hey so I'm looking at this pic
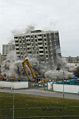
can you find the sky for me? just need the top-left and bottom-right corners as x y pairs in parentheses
(0, 0), (79, 56)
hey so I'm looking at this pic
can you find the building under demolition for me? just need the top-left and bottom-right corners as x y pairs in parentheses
(14, 30), (61, 68)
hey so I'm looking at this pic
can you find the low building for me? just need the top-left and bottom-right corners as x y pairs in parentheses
(66, 56), (79, 63)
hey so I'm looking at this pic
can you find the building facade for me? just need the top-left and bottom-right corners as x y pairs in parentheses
(2, 43), (15, 56)
(14, 30), (61, 68)
(66, 56), (79, 63)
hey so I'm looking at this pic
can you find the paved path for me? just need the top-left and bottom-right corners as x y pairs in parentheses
(0, 88), (79, 100)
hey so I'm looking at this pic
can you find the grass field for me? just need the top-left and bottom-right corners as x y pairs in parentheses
(0, 92), (79, 119)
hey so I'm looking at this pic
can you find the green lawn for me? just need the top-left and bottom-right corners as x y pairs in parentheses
(0, 92), (79, 119)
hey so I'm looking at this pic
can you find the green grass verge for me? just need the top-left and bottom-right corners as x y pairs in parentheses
(0, 92), (79, 119)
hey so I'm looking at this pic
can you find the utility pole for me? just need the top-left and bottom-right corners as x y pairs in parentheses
(63, 70), (64, 99)
(11, 86), (15, 119)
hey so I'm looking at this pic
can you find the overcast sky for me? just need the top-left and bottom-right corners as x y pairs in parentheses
(0, 0), (79, 56)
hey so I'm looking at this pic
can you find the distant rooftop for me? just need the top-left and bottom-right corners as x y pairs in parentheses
(14, 29), (59, 37)
(31, 30), (42, 33)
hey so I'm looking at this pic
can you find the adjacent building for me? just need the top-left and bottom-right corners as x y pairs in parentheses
(2, 41), (15, 62)
(66, 56), (79, 63)
(2, 43), (15, 56)
(14, 30), (61, 68)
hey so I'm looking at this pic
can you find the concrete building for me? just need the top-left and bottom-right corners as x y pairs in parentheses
(0, 53), (6, 66)
(2, 43), (15, 56)
(14, 30), (61, 68)
(66, 56), (79, 63)
(1, 54), (6, 62)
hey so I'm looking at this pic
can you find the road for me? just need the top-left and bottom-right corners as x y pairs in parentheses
(0, 88), (79, 100)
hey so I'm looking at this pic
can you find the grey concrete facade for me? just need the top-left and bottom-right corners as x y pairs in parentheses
(2, 43), (15, 56)
(14, 30), (61, 68)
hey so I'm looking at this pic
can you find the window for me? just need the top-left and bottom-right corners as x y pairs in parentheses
(26, 39), (30, 42)
(16, 48), (19, 50)
(46, 55), (48, 58)
(44, 39), (46, 41)
(16, 52), (19, 54)
(28, 51), (32, 53)
(14, 37), (18, 39)
(15, 40), (18, 43)
(16, 44), (19, 46)
(44, 34), (46, 37)
(46, 51), (48, 53)
(31, 36), (33, 38)
(26, 35), (30, 38)
(45, 47), (48, 50)
(38, 43), (42, 45)
(38, 39), (42, 41)
(39, 47), (43, 49)
(39, 51), (43, 53)
(38, 34), (42, 36)
(34, 35), (37, 38)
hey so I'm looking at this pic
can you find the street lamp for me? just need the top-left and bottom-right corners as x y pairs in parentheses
(63, 70), (64, 99)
